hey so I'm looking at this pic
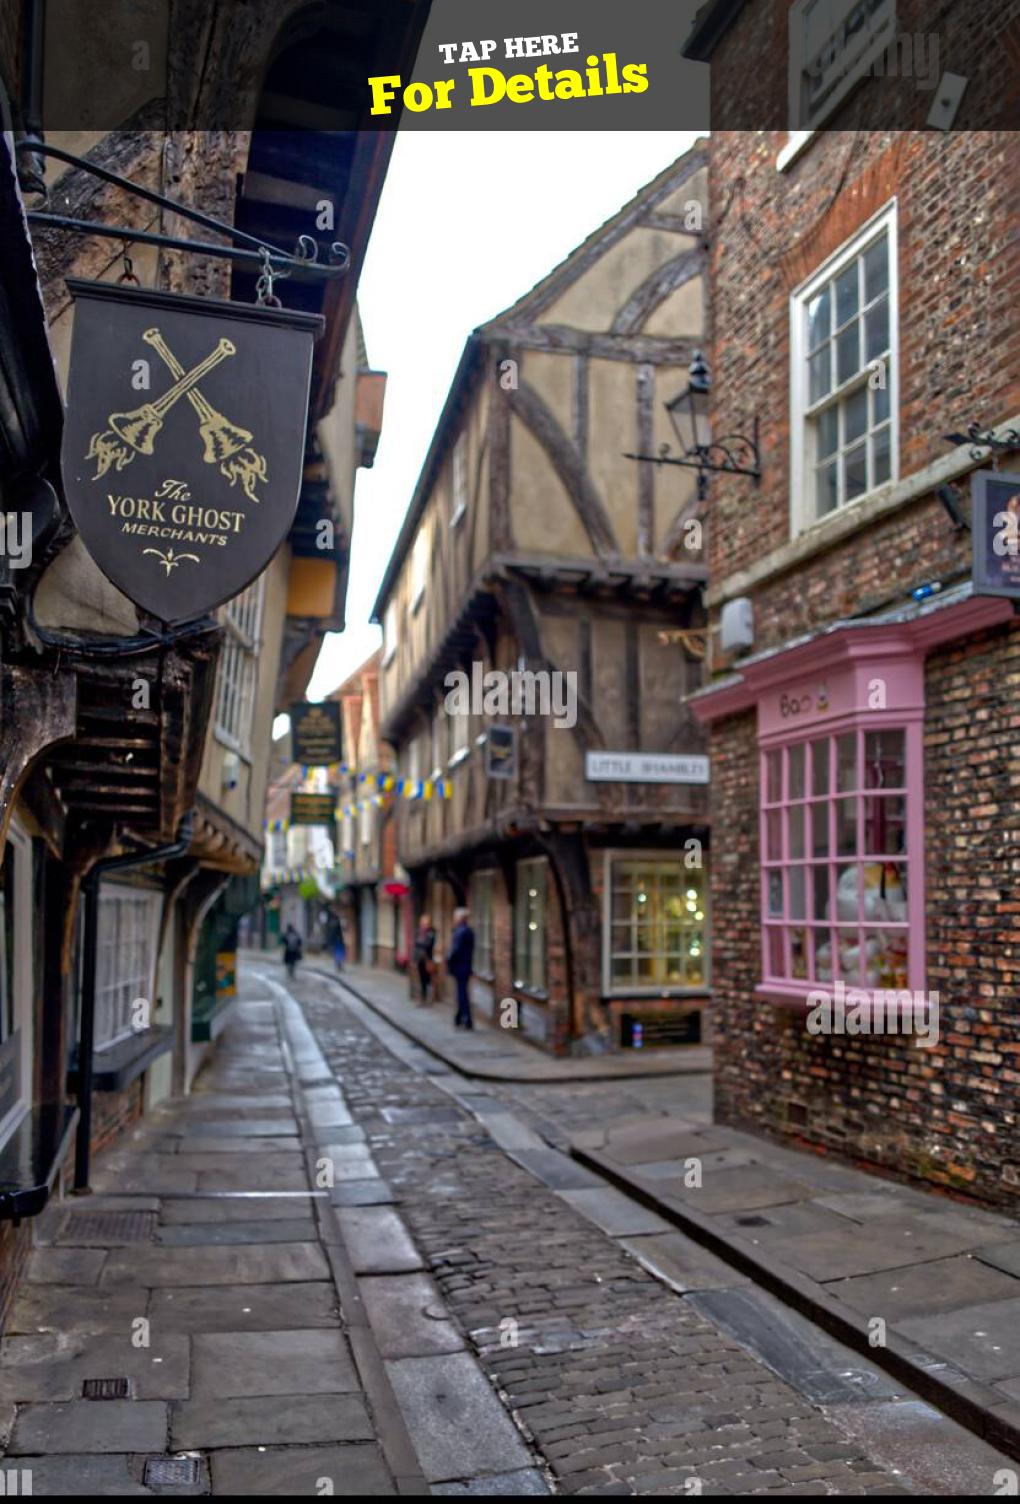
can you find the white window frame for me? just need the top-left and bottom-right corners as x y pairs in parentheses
(0, 819), (34, 1148)
(214, 575), (266, 756)
(470, 870), (497, 978)
(790, 199), (898, 539)
(450, 431), (468, 528)
(514, 857), (547, 995)
(269, 828), (288, 870)
(601, 850), (710, 997)
(788, 0), (897, 133)
(94, 884), (161, 1051)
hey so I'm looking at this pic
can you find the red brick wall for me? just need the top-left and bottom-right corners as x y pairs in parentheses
(700, 86), (1020, 1203)
(709, 623), (1020, 1205)
(708, 129), (1019, 623)
(706, 0), (1020, 131)
(88, 1081), (145, 1157)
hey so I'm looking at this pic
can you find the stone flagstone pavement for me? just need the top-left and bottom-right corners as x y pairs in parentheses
(0, 980), (543, 1495)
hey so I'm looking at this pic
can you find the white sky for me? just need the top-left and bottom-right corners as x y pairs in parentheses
(307, 130), (704, 702)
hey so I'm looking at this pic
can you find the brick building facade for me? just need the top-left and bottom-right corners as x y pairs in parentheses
(684, 3), (1020, 1203)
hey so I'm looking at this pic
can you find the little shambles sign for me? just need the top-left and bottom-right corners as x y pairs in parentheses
(60, 280), (324, 624)
(290, 701), (343, 766)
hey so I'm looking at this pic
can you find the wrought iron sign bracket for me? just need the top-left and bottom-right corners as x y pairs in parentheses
(624, 415), (762, 503)
(943, 422), (1020, 462)
(15, 138), (349, 282)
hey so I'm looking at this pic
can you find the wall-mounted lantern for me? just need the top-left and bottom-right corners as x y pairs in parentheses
(624, 350), (761, 502)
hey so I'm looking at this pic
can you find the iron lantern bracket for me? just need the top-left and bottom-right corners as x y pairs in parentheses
(624, 415), (762, 501)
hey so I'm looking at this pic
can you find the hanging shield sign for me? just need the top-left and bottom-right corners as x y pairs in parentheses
(60, 279), (324, 624)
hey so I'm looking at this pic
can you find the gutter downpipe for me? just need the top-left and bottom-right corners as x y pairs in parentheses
(73, 812), (194, 1192)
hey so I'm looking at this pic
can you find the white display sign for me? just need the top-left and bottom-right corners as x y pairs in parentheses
(585, 751), (710, 785)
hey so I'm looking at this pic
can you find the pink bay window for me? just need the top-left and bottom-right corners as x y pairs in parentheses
(691, 593), (1016, 1010)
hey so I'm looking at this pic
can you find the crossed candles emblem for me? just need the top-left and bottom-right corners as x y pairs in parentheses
(85, 328), (268, 503)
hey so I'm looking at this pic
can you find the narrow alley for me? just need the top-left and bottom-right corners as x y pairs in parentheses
(3, 961), (1015, 1494)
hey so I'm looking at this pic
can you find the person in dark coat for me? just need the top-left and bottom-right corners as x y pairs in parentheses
(413, 913), (437, 1005)
(281, 924), (303, 979)
(446, 907), (475, 1030)
(324, 909), (346, 970)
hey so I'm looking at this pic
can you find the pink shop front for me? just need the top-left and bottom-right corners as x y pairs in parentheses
(693, 587), (1016, 1016)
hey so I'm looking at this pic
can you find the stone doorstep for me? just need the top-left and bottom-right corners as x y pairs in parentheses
(572, 1142), (1020, 1465)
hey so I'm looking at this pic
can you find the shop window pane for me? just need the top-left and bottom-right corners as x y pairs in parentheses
(836, 733), (857, 791)
(766, 927), (784, 976)
(811, 800), (829, 856)
(766, 750), (781, 803)
(836, 799), (857, 856)
(766, 808), (782, 861)
(767, 870), (783, 918)
(812, 864), (831, 922)
(864, 796), (907, 855)
(836, 928), (865, 984)
(868, 860), (908, 910)
(790, 927), (808, 980)
(788, 743), (805, 799)
(866, 928), (909, 989)
(835, 864), (859, 921)
(788, 806), (805, 860)
(789, 867), (806, 920)
(811, 739), (830, 797)
(814, 927), (834, 983)
(864, 729), (904, 787)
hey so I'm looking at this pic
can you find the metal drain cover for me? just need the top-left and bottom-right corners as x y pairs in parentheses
(83, 1376), (130, 1399)
(60, 1210), (156, 1245)
(143, 1455), (202, 1487)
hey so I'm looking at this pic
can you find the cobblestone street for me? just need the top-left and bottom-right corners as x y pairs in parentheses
(280, 960), (1017, 1496)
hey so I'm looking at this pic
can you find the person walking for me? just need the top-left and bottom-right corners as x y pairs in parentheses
(413, 913), (437, 1005)
(281, 923), (303, 980)
(324, 909), (346, 971)
(446, 906), (475, 1030)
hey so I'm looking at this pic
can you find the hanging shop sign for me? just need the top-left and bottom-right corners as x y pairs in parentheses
(290, 701), (343, 766)
(972, 471), (1020, 599)
(60, 279), (324, 624)
(585, 750), (710, 784)
(289, 792), (337, 827)
(485, 724), (517, 780)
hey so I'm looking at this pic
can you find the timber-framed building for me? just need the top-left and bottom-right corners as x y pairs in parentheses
(374, 147), (713, 1053)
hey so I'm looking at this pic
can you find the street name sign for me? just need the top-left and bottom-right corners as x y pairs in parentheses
(60, 280), (324, 624)
(585, 751), (710, 784)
